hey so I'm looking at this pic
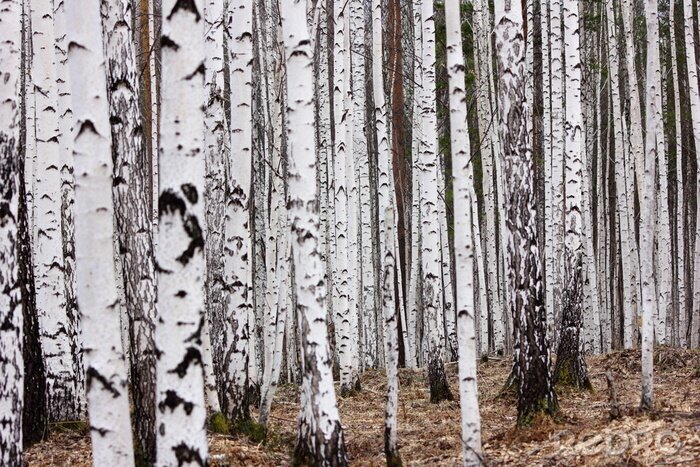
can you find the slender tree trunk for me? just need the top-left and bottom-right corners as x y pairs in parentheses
(101, 0), (158, 460)
(32, 0), (85, 422)
(65, 0), (135, 461)
(494, 0), (557, 426)
(418, 0), (452, 403)
(670, 0), (687, 348)
(222, 0), (254, 424)
(554, 0), (591, 390)
(640, 0), (663, 410)
(279, 0), (348, 462)
(203, 0), (228, 417)
(444, 0), (483, 459)
(0, 1), (23, 462)
(154, 0), (210, 463)
(684, 0), (700, 349)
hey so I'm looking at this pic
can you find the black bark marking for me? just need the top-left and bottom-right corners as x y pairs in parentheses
(86, 367), (121, 398)
(167, 0), (202, 21)
(159, 190), (186, 218)
(176, 214), (204, 266)
(160, 35), (179, 51)
(76, 120), (99, 138)
(158, 390), (194, 415)
(184, 63), (205, 81)
(175, 290), (188, 298)
(168, 347), (202, 378)
(172, 443), (206, 466)
(180, 184), (198, 204)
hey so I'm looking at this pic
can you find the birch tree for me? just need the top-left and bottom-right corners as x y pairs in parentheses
(0, 1), (23, 463)
(554, 0), (591, 390)
(154, 0), (209, 463)
(444, 0), (482, 458)
(65, 0), (136, 461)
(418, 0), (452, 403)
(203, 0), (227, 416)
(279, 0), (348, 460)
(101, 0), (158, 459)
(640, 0), (664, 410)
(685, 0), (700, 348)
(222, 0), (254, 424)
(494, 0), (557, 425)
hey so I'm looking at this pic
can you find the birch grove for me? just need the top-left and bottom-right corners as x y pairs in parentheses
(5, 0), (700, 465)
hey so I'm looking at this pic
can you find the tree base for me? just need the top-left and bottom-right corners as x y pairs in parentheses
(293, 419), (348, 467)
(554, 355), (592, 391)
(340, 377), (362, 398)
(428, 354), (454, 403)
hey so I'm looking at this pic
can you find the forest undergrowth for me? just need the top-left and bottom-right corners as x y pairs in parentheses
(25, 347), (700, 466)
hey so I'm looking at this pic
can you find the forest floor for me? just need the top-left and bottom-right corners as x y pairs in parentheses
(26, 347), (700, 466)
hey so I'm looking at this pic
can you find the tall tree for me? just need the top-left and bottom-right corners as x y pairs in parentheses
(418, 0), (453, 403)
(65, 0), (135, 462)
(494, 0), (557, 425)
(278, 0), (348, 460)
(101, 0), (158, 460)
(0, 0), (24, 463)
(154, 0), (209, 463)
(444, 0), (483, 459)
(222, 0), (253, 424)
(31, 0), (84, 421)
(553, 0), (591, 390)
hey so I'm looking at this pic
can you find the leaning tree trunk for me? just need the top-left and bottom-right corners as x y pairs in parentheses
(494, 0), (557, 426)
(222, 0), (254, 424)
(554, 0), (591, 391)
(65, 0), (136, 462)
(30, 0), (83, 422)
(101, 0), (158, 461)
(444, 0), (483, 459)
(153, 0), (210, 464)
(279, 0), (348, 462)
(0, 1), (23, 463)
(418, 0), (453, 404)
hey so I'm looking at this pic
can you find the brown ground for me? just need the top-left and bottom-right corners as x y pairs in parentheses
(26, 347), (700, 466)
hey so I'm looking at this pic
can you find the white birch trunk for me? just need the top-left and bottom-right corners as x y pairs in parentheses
(438, 160), (457, 360)
(203, 0), (227, 416)
(445, 0), (483, 458)
(149, 0), (160, 230)
(279, 0), (348, 459)
(684, 0), (700, 348)
(65, 0), (135, 461)
(0, 1), (23, 462)
(154, 0), (209, 463)
(670, 0), (687, 347)
(419, 0), (452, 402)
(640, 0), (662, 409)
(224, 0), (253, 421)
(31, 0), (82, 422)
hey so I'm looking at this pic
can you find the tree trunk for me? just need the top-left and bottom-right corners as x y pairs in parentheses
(154, 0), (210, 463)
(66, 0), (136, 461)
(0, 1), (24, 462)
(101, 0), (158, 460)
(494, 0), (557, 426)
(554, 0), (591, 391)
(444, 0), (483, 459)
(279, 0), (349, 461)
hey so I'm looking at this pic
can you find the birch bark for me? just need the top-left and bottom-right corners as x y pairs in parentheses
(31, 0), (83, 422)
(494, 0), (557, 425)
(66, 0), (135, 461)
(0, 1), (23, 462)
(279, 0), (348, 460)
(102, 0), (159, 458)
(444, 0), (483, 458)
(154, 0), (209, 463)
